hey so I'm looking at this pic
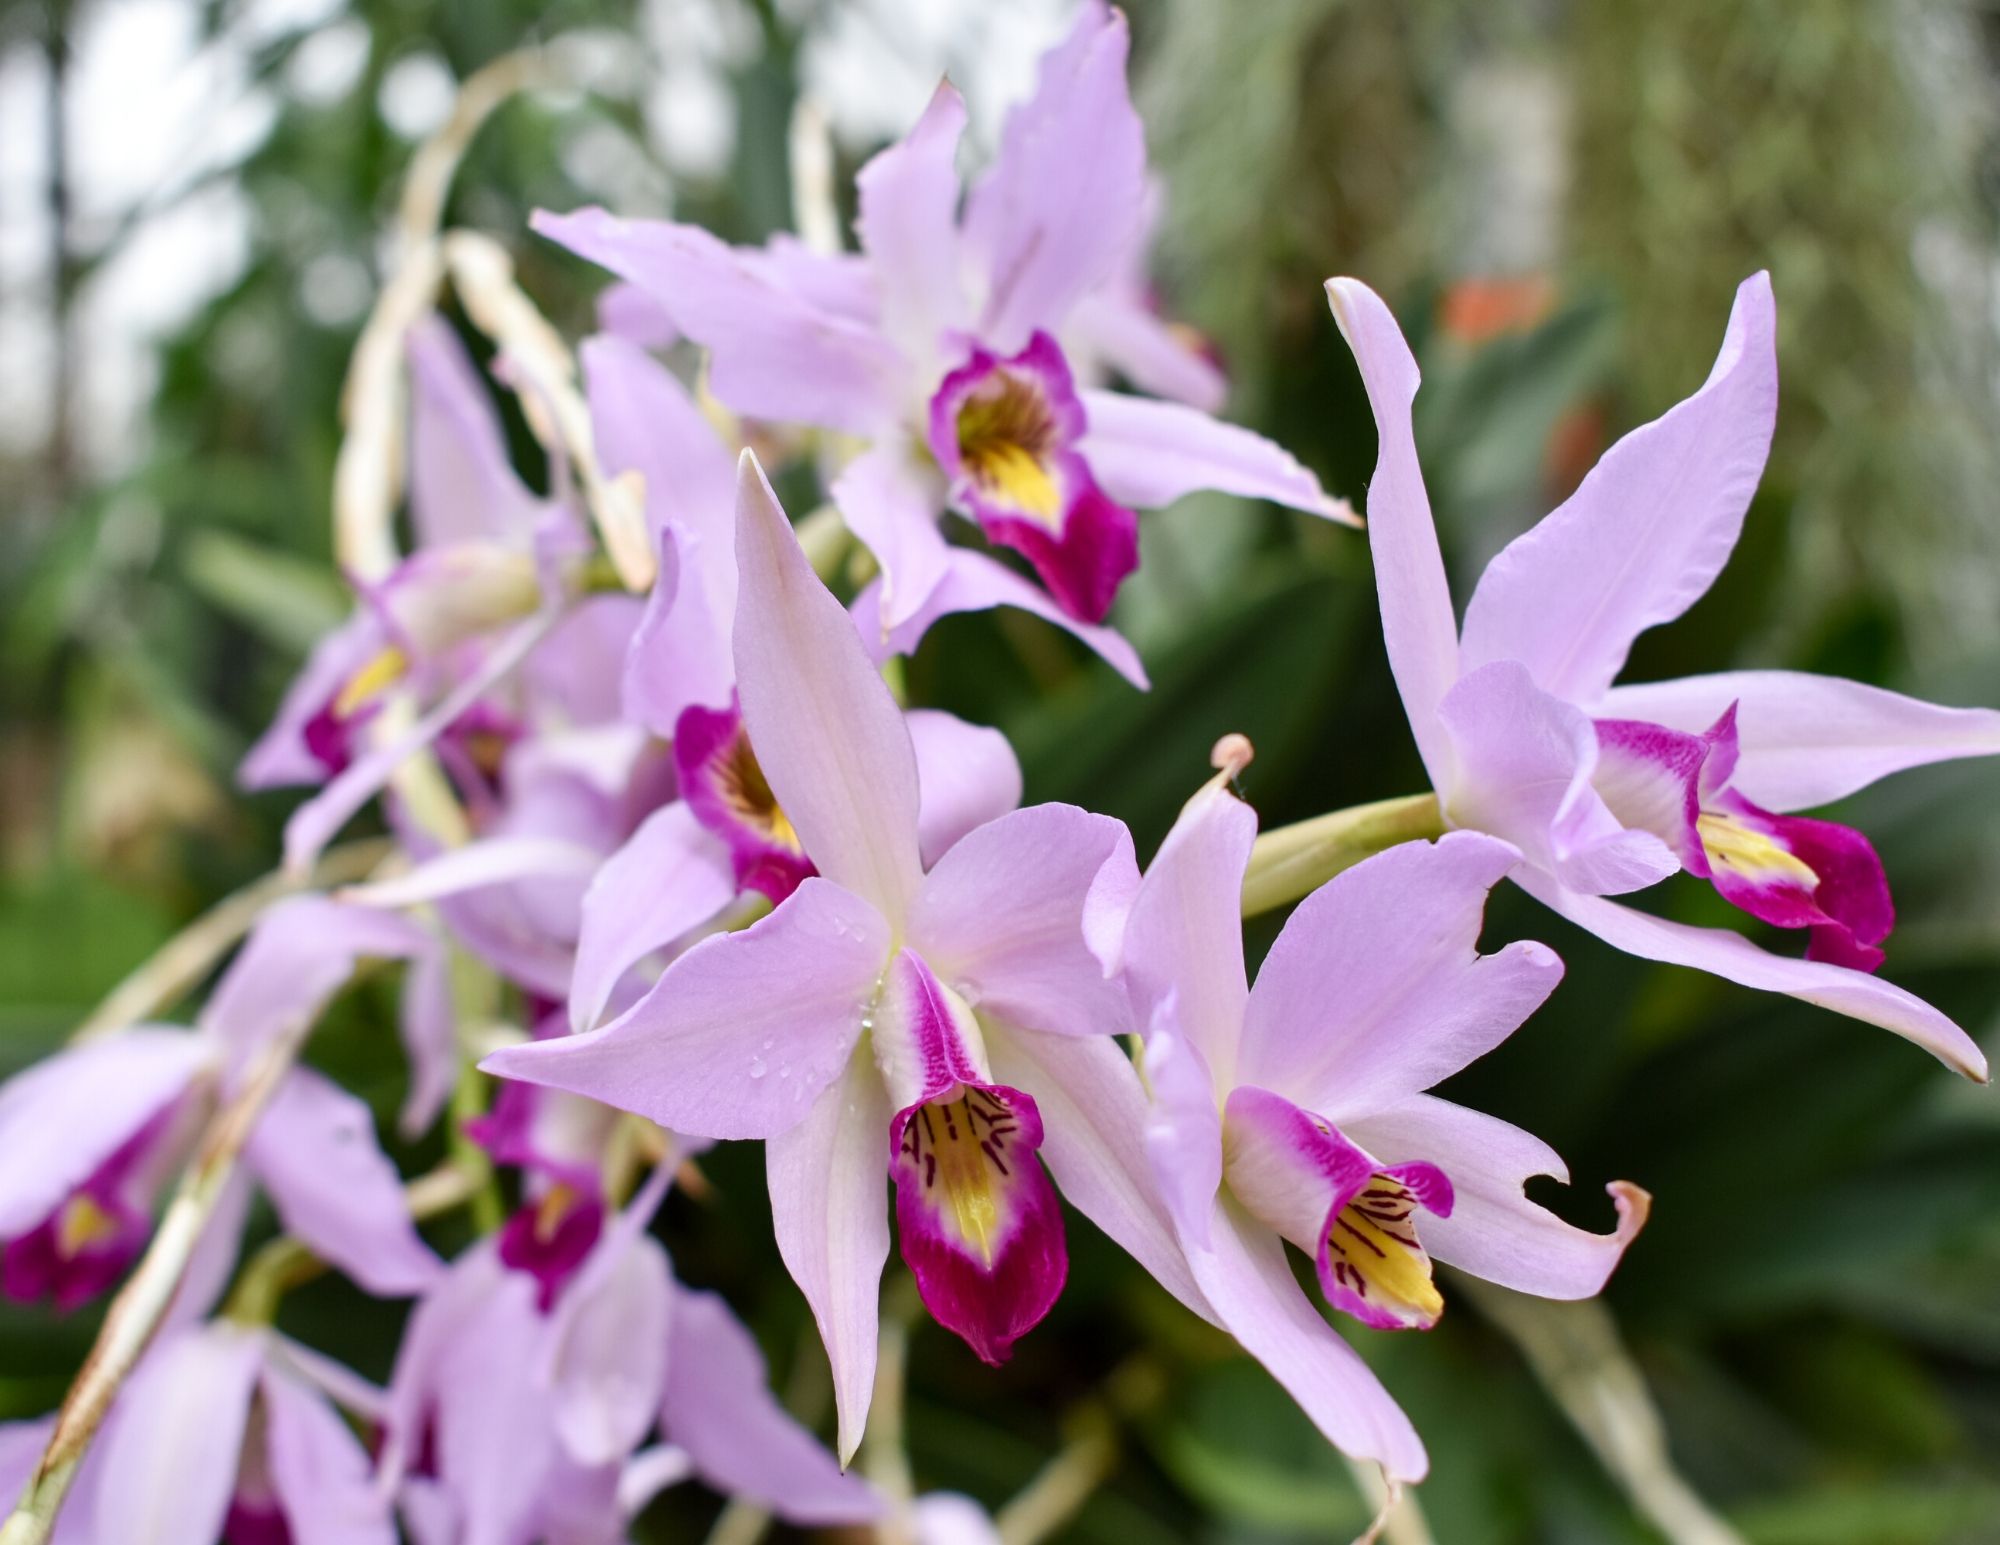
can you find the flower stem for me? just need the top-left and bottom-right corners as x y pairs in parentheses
(1240, 793), (1444, 918)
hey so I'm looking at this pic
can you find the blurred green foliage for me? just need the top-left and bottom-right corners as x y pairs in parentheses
(4, 1), (1999, 1541)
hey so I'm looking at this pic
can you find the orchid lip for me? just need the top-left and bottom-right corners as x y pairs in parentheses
(675, 697), (817, 905)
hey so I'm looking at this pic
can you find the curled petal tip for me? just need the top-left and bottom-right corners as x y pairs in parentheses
(1210, 732), (1255, 778)
(1326, 494), (1365, 529)
(1607, 1180), (1653, 1245)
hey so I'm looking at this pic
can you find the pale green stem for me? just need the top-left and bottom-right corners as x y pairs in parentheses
(1240, 793), (1444, 918)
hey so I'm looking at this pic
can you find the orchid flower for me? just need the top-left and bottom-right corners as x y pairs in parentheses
(381, 1157), (880, 1543)
(1120, 774), (1647, 1484)
(0, 897), (443, 1313)
(1328, 273), (2000, 1080)
(532, 3), (1349, 671)
(484, 454), (1209, 1460)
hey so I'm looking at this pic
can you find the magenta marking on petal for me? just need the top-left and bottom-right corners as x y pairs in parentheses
(1696, 789), (1894, 972)
(495, 1183), (607, 1312)
(1592, 717), (1709, 871)
(674, 698), (817, 904)
(222, 1497), (294, 1545)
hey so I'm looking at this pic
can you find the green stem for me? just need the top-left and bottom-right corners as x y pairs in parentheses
(1240, 793), (1444, 918)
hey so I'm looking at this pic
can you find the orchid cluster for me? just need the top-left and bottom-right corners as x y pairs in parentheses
(5, 8), (1999, 1544)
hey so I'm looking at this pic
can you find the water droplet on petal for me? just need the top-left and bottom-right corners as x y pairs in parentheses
(748, 1057), (767, 1079)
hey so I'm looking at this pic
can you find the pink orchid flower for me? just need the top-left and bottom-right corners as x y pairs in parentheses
(1329, 273), (2000, 1081)
(1121, 779), (1646, 1485)
(532, 4), (1348, 669)
(484, 454), (1205, 1460)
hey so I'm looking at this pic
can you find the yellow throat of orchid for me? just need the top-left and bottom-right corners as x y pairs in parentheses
(904, 1088), (1018, 1269)
(1328, 1176), (1444, 1325)
(1696, 809), (1818, 890)
(955, 376), (1062, 529)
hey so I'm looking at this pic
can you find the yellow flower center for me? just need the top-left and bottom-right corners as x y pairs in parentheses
(900, 1089), (1019, 1269)
(719, 730), (802, 853)
(1697, 809), (1818, 890)
(956, 375), (1062, 529)
(332, 645), (410, 719)
(55, 1194), (120, 1258)
(1326, 1176), (1443, 1324)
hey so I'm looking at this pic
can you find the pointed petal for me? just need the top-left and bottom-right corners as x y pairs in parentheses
(92, 1325), (263, 1545)
(1325, 278), (1462, 791)
(833, 441), (953, 630)
(582, 334), (737, 556)
(662, 1285), (884, 1523)
(398, 942), (457, 1138)
(624, 524), (738, 735)
(962, 8), (1146, 350)
(547, 1232), (673, 1468)
(568, 802), (738, 1033)
(909, 804), (1136, 1040)
(532, 208), (904, 434)
(0, 1030), (206, 1236)
(855, 81), (970, 367)
(988, 1025), (1215, 1323)
(856, 547), (1149, 688)
(1515, 869), (1988, 1081)
(735, 452), (926, 920)
(1077, 390), (1354, 523)
(1346, 1094), (1648, 1300)
(908, 709), (1024, 867)
(246, 1068), (442, 1297)
(1595, 669), (2000, 812)
(1065, 291), (1228, 414)
(406, 315), (545, 549)
(767, 1050), (892, 1465)
(1459, 274), (1778, 702)
(482, 878), (887, 1139)
(1120, 784), (1255, 1080)
(1185, 1198), (1428, 1484)
(1239, 833), (1562, 1123)
(260, 1358), (399, 1545)
(337, 836), (602, 910)
(1438, 661), (1682, 896)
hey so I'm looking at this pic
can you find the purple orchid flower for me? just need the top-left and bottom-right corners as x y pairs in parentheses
(0, 897), (446, 1313)
(483, 454), (1208, 1460)
(381, 1161), (880, 1544)
(1120, 778), (1647, 1485)
(531, 4), (1350, 663)
(1329, 273), (2000, 1081)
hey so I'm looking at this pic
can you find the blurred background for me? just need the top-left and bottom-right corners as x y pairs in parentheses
(5, 1), (2000, 1540)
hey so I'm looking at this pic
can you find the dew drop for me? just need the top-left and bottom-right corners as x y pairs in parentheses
(748, 1057), (767, 1079)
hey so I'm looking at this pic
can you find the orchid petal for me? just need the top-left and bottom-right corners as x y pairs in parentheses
(624, 523), (738, 736)
(962, 7), (1145, 351)
(92, 1325), (263, 1545)
(399, 941), (457, 1138)
(1438, 661), (1682, 896)
(909, 803), (1137, 1040)
(170, 1169), (254, 1330)
(855, 81), (971, 367)
(482, 878), (888, 1140)
(1239, 833), (1561, 1123)
(339, 836), (602, 910)
(547, 1232), (673, 1468)
(833, 441), (952, 630)
(1138, 1010), (1223, 1255)
(260, 1357), (398, 1545)
(767, 1050), (892, 1466)
(908, 709), (1024, 867)
(1516, 869), (1988, 1081)
(430, 1262), (559, 1545)
(735, 451), (926, 920)
(1077, 390), (1354, 523)
(569, 802), (737, 1033)
(246, 1068), (440, 1296)
(1065, 290), (1228, 414)
(913, 1493), (1005, 1545)
(1325, 277), (1462, 791)
(532, 209), (904, 435)
(1120, 783), (1255, 1081)
(407, 315), (546, 549)
(239, 614), (383, 791)
(1185, 1197), (1428, 1484)
(1595, 669), (2000, 812)
(1346, 1093), (1648, 1300)
(662, 1285), (884, 1523)
(0, 1029), (206, 1236)
(856, 547), (1149, 688)
(1459, 274), (1778, 702)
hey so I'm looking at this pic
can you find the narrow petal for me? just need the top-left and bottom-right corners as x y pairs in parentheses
(1325, 277), (1462, 791)
(0, 1030), (206, 1237)
(260, 1358), (399, 1545)
(568, 802), (738, 1033)
(1345, 1094), (1648, 1300)
(1458, 274), (1778, 702)
(337, 836), (601, 910)
(961, 7), (1146, 350)
(1065, 290), (1228, 414)
(1238, 832), (1561, 1123)
(767, 1051), (893, 1465)
(481, 878), (888, 1140)
(532, 208), (905, 434)
(907, 709), (1025, 867)
(623, 523), (738, 736)
(1077, 390), (1354, 523)
(909, 804), (1136, 1041)
(856, 547), (1149, 689)
(1137, 1008), (1224, 1254)
(661, 1286), (884, 1524)
(1120, 783), (1255, 1082)
(734, 452), (926, 922)
(1438, 661), (1681, 896)
(546, 1232), (673, 1468)
(1185, 1198), (1428, 1484)
(407, 315), (546, 549)
(399, 938), (457, 1138)
(91, 1325), (263, 1545)
(1594, 669), (2000, 812)
(832, 441), (953, 630)
(246, 1068), (441, 1297)
(1516, 869), (1988, 1081)
(855, 81), (971, 367)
